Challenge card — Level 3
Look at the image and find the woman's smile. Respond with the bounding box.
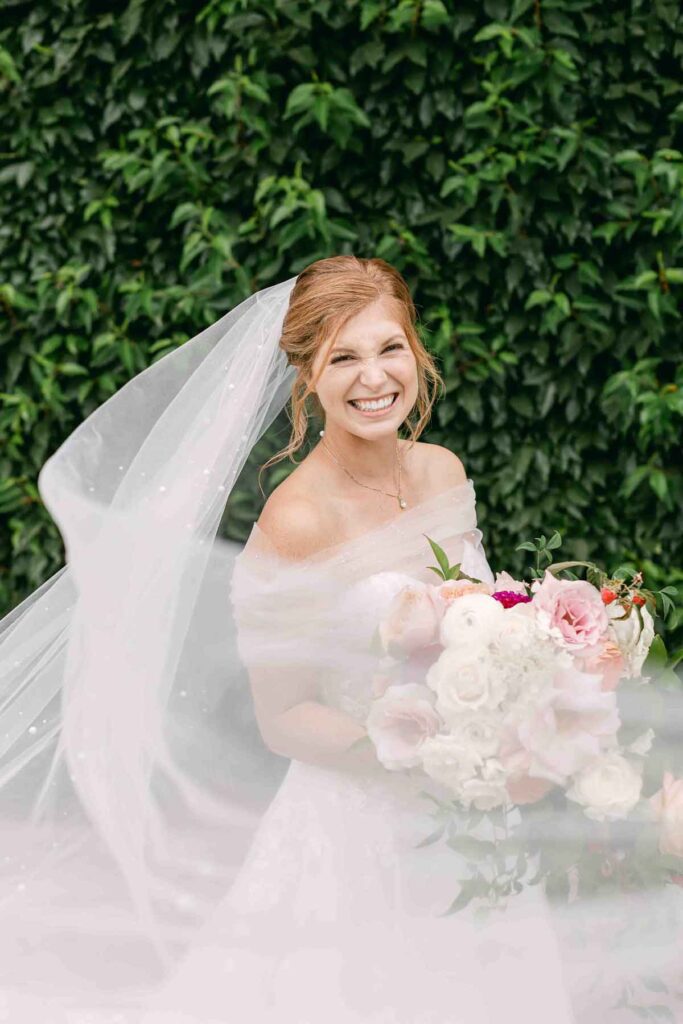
[347,392,399,417]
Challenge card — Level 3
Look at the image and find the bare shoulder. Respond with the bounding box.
[256,476,331,562]
[405,441,468,491]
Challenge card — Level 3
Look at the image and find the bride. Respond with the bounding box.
[138,256,577,1024]
[0,256,676,1022]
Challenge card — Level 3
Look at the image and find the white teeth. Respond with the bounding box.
[350,394,396,412]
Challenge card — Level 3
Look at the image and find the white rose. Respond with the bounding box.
[426,647,508,721]
[566,752,643,822]
[420,733,480,795]
[446,710,503,762]
[458,759,510,811]
[439,593,506,650]
[606,602,655,679]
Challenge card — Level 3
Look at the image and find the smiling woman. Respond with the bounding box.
[254,258,465,562]
[310,299,418,441]
[256,256,444,499]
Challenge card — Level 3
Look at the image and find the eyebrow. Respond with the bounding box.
[331,333,406,353]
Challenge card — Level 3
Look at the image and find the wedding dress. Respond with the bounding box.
[133,478,579,1024]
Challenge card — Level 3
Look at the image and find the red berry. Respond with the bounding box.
[601,587,617,604]
[632,593,646,607]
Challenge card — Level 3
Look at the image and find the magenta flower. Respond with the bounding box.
[492,590,533,610]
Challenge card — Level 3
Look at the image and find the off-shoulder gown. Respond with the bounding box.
[139,479,578,1024]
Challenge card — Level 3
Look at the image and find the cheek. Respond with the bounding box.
[400,356,419,391]
[314,376,344,410]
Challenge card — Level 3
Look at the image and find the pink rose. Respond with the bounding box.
[498,726,555,804]
[366,684,442,770]
[531,570,609,652]
[379,584,441,656]
[499,668,620,787]
[650,772,683,858]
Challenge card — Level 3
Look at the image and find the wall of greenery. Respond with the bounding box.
[1,0,681,643]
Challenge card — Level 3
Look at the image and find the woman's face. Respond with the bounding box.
[310,296,419,438]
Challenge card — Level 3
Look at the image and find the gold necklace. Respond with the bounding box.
[318,429,407,510]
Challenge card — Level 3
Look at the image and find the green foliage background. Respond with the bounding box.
[1,0,682,641]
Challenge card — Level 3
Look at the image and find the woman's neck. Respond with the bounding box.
[317,427,401,487]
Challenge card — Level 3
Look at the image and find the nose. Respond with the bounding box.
[357,354,389,388]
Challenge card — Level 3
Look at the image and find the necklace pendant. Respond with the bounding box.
[399,498,407,509]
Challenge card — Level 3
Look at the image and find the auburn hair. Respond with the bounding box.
[257,255,444,495]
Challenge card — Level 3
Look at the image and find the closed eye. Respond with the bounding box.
[330,342,405,365]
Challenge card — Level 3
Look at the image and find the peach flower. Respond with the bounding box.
[506,774,555,805]
[433,578,494,612]
[378,584,441,657]
[579,639,626,692]
[650,771,683,858]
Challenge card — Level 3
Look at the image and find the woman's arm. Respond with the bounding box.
[248,665,379,771]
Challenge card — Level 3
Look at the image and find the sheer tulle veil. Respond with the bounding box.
[0,275,303,1005]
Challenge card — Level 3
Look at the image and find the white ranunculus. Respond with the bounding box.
[439,593,506,650]
[494,601,539,643]
[566,752,643,822]
[605,602,655,679]
[426,647,508,721]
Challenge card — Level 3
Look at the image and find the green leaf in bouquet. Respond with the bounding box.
[422,536,482,584]
[440,875,488,916]
[645,634,669,672]
[640,976,669,995]
[414,824,447,848]
[516,541,538,553]
[546,531,562,550]
[423,534,451,579]
[546,559,599,576]
[446,833,497,860]
[587,567,603,587]
[668,646,683,670]
[417,789,449,812]
[544,870,571,903]
[657,586,678,622]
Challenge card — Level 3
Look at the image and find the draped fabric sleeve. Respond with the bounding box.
[227,480,493,762]
[229,533,373,765]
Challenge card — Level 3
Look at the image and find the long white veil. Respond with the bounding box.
[0,276,301,1009]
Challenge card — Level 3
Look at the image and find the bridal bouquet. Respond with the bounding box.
[365,532,682,908]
